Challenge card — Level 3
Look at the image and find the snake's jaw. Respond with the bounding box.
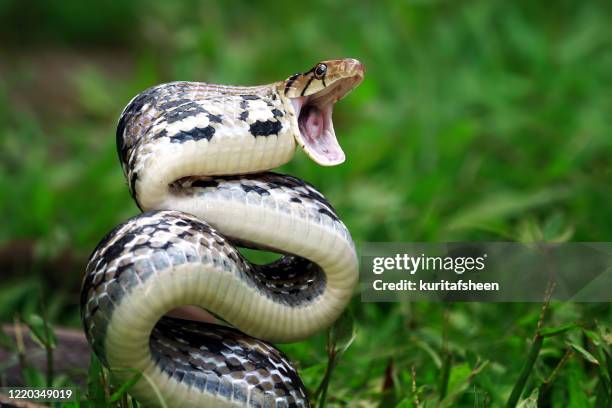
[289,59,364,166]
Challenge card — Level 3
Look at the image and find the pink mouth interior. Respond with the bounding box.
[288,66,363,165]
[292,99,344,165]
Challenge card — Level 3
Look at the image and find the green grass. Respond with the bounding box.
[0,0,611,406]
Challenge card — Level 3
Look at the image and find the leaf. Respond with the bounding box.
[582,329,603,346]
[594,379,611,408]
[568,341,599,365]
[328,309,356,357]
[567,365,591,407]
[438,352,452,400]
[446,362,472,397]
[542,212,574,242]
[606,351,612,389]
[87,352,107,405]
[72,387,82,408]
[516,388,539,408]
[395,398,413,408]
[110,370,143,402]
[102,367,167,407]
[439,361,489,408]
[24,313,56,349]
[0,280,39,320]
[411,337,442,368]
[506,335,543,408]
[540,323,580,338]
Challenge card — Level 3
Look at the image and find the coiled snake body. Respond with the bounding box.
[81,58,364,407]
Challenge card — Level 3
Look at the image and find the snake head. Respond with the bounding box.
[283,58,365,166]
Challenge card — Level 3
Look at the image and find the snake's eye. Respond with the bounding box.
[314,63,327,79]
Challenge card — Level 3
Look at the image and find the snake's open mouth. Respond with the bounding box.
[292,98,340,165]
[290,65,364,166]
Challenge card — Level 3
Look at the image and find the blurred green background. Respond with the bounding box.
[0,0,610,406]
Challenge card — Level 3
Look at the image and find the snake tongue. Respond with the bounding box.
[292,98,345,166]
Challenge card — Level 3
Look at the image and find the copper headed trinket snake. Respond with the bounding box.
[81,58,364,407]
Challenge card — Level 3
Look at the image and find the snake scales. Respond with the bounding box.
[80,58,364,407]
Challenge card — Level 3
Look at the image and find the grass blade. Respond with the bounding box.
[438,351,452,401]
[506,334,543,407]
[109,371,142,403]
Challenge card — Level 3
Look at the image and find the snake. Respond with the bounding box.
[80,58,364,407]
